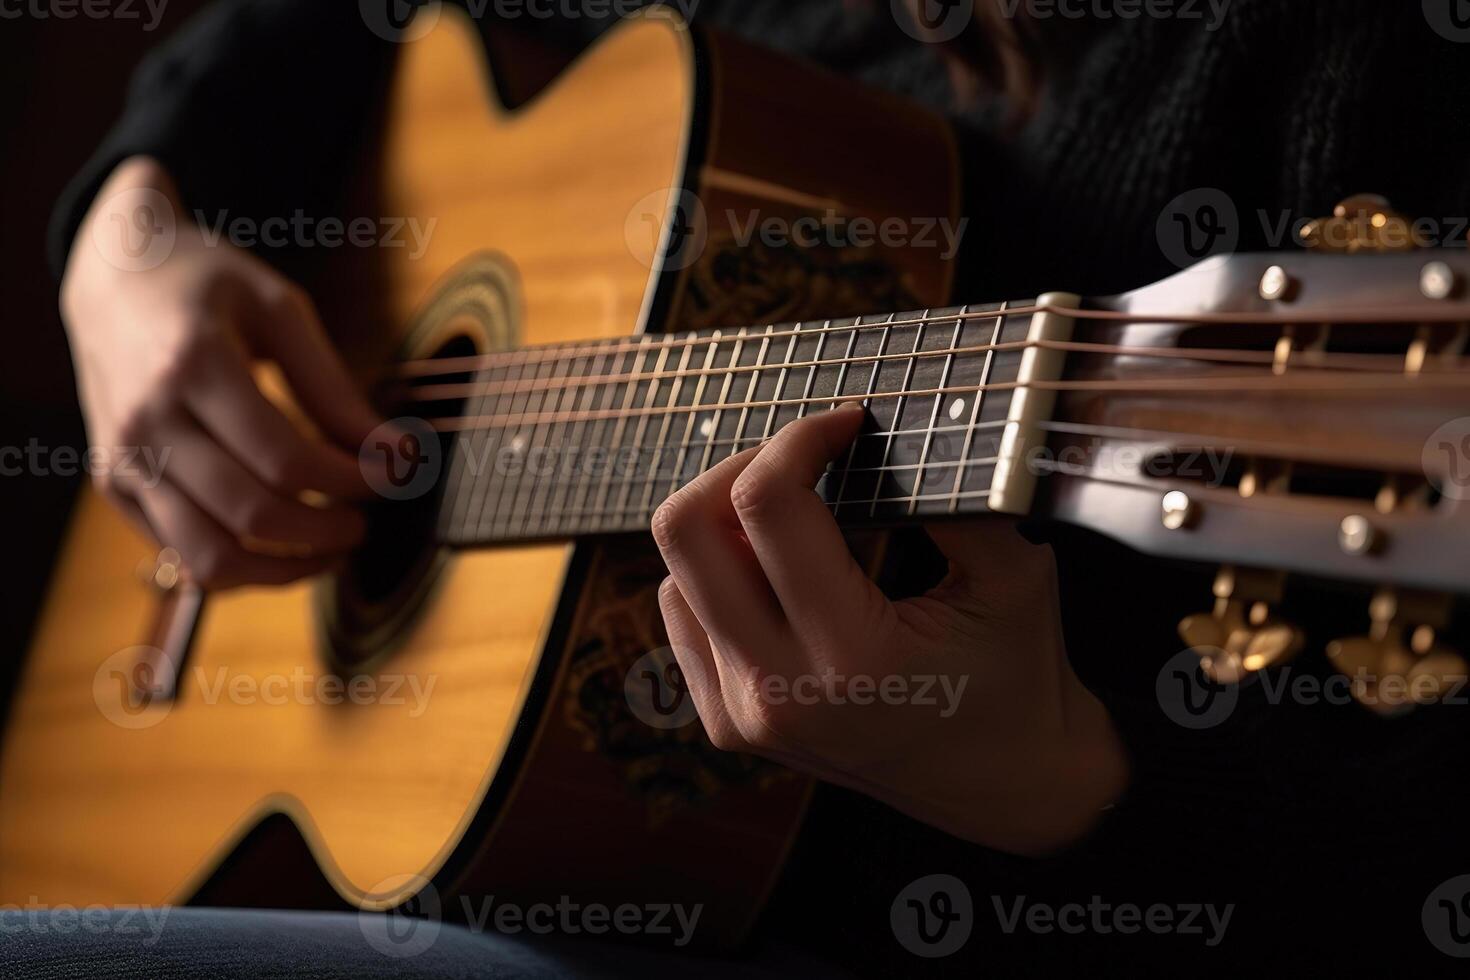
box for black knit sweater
[51,2,1470,976]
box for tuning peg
[1298,194,1418,253]
[1178,567,1303,684]
[1326,590,1464,715]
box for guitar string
[388,302,1470,383]
[396,339,1466,406]
[423,370,1470,434]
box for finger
[651,448,789,663]
[150,413,365,555]
[182,340,374,501]
[134,478,337,589]
[729,404,885,641]
[657,577,741,745]
[241,277,384,453]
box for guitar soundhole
[315,253,520,672]
[318,334,477,672]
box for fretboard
[435,302,1038,545]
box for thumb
[924,519,1057,608]
[238,268,385,453]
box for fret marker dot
[699,417,714,439]
[510,435,527,454]
[948,398,966,421]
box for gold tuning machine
[1326,590,1466,716]
[1178,567,1304,684]
[1299,194,1417,254]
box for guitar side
[0,9,959,947]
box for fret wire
[514,481,1000,528]
[589,335,653,518]
[408,331,1039,404]
[612,336,676,516]
[693,328,748,486]
[546,344,610,531]
[400,306,1021,380]
[951,302,1008,513]
[637,330,699,516]
[868,310,930,518]
[662,332,724,505]
[467,354,524,540]
[721,323,775,498]
[796,320,833,421]
[572,342,634,520]
[446,353,501,540]
[493,349,561,538]
[517,348,575,537]
[761,326,804,444]
[910,312,967,516]
[833,313,892,512]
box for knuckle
[650,495,688,551]
[728,465,776,520]
[233,495,282,539]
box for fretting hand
[652,403,1128,855]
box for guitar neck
[434,300,1062,546]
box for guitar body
[0,9,958,946]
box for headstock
[1033,197,1470,709]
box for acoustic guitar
[4,7,1470,950]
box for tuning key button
[1421,261,1459,301]
[1161,490,1198,530]
[1338,515,1381,556]
[1259,265,1295,302]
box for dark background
[0,3,210,711]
